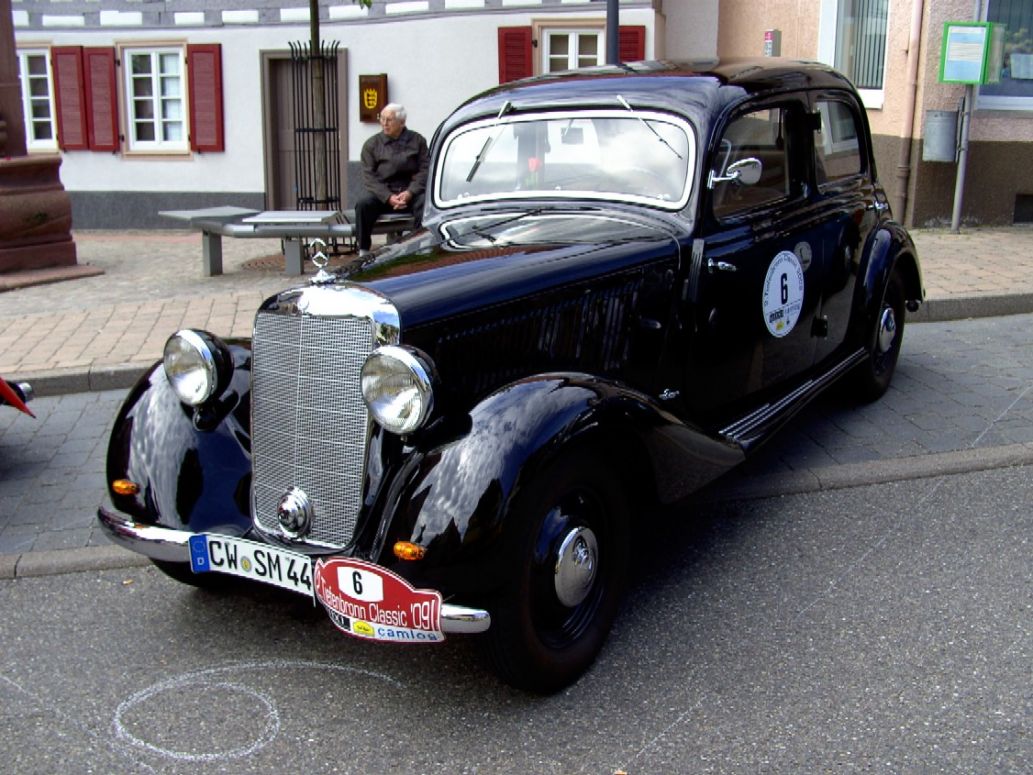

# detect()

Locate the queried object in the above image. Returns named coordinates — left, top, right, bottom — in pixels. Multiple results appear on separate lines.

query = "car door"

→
left=809, top=91, right=883, bottom=364
left=683, top=96, right=828, bottom=419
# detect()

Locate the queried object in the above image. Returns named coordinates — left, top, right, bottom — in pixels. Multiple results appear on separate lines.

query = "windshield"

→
left=435, top=110, right=695, bottom=210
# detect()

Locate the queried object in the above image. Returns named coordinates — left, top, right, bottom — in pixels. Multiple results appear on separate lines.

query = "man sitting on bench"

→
left=355, top=103, right=429, bottom=257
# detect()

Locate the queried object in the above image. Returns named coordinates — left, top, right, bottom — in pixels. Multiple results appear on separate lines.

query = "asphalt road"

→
left=0, top=464, right=1029, bottom=773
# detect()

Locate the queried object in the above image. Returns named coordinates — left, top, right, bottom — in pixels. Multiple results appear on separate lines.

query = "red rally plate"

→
left=314, top=558, right=445, bottom=643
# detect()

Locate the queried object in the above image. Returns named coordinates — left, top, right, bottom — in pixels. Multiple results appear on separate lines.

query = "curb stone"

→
left=1, top=545, right=149, bottom=580
left=697, top=442, right=1033, bottom=503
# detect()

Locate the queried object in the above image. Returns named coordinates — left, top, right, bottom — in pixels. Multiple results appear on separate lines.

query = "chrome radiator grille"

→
left=251, top=309, right=375, bottom=548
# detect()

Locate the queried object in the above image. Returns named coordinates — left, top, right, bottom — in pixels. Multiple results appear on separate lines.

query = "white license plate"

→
left=188, top=534, right=313, bottom=597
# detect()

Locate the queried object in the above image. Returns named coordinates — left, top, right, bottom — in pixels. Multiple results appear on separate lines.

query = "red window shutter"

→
left=618, top=26, right=647, bottom=63
left=51, top=47, right=88, bottom=151
left=187, top=44, right=224, bottom=152
left=498, top=27, right=533, bottom=84
left=83, top=48, right=118, bottom=151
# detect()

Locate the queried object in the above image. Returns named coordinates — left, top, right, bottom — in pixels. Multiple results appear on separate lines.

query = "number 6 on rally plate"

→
left=340, top=567, right=384, bottom=602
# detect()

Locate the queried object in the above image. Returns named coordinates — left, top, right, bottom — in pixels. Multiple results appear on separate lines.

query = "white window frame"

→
left=122, top=46, right=189, bottom=153
left=16, top=48, right=58, bottom=152
left=977, top=0, right=1033, bottom=111
left=817, top=0, right=888, bottom=110
left=542, top=28, right=605, bottom=73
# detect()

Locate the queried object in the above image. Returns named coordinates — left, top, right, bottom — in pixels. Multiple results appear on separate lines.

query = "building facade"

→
left=719, top=0, right=1033, bottom=227
left=12, top=0, right=719, bottom=228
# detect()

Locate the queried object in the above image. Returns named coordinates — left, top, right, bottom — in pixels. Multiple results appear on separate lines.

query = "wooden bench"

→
left=160, top=207, right=416, bottom=276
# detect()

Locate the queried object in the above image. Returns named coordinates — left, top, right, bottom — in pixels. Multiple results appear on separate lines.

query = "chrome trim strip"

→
left=97, top=509, right=492, bottom=635
left=97, top=508, right=192, bottom=564
left=440, top=604, right=491, bottom=635
left=720, top=349, right=866, bottom=441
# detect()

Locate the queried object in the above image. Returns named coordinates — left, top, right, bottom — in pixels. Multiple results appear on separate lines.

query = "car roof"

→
left=438, top=58, right=857, bottom=137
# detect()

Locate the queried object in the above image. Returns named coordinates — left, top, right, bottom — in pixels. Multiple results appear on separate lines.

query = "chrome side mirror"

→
left=708, top=157, right=763, bottom=188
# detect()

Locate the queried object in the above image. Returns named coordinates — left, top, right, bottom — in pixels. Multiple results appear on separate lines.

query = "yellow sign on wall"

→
left=359, top=74, right=388, bottom=123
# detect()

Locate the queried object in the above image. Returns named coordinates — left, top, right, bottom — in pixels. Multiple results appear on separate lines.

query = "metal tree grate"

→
left=289, top=41, right=342, bottom=211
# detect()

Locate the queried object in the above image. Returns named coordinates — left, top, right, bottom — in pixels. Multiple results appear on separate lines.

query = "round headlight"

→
left=163, top=330, right=226, bottom=407
left=360, top=346, right=434, bottom=435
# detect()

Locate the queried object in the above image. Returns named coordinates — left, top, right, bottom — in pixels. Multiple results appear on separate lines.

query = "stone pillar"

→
left=0, top=0, right=78, bottom=274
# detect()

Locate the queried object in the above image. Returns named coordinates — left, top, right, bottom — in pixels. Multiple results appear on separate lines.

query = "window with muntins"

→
left=16, top=50, right=58, bottom=151
left=544, top=30, right=603, bottom=72
left=125, top=48, right=188, bottom=151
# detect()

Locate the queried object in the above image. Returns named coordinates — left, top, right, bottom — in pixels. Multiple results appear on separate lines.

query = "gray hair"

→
left=382, top=103, right=407, bottom=123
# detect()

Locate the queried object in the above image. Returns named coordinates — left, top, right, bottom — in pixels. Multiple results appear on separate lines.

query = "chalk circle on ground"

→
left=113, top=659, right=402, bottom=762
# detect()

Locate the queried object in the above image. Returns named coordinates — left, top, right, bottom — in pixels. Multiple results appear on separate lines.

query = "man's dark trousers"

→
left=355, top=193, right=424, bottom=251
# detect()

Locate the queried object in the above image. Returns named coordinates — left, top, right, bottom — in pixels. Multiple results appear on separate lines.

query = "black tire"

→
left=484, top=449, right=630, bottom=693
left=851, top=270, right=906, bottom=402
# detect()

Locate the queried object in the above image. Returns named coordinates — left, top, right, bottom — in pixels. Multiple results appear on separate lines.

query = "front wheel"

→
left=484, top=450, right=630, bottom=693
left=850, top=270, right=906, bottom=402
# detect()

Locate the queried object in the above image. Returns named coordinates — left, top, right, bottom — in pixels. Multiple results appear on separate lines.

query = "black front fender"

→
left=104, top=343, right=254, bottom=536
left=377, top=373, right=743, bottom=598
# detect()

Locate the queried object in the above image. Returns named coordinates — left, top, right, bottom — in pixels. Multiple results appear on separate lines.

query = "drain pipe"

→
left=892, top=0, right=926, bottom=224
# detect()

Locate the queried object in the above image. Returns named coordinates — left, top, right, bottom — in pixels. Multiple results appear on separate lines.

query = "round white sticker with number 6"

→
left=762, top=250, right=805, bottom=338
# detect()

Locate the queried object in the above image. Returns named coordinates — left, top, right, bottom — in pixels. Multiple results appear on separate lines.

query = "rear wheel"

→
left=485, top=450, right=629, bottom=693
left=851, top=270, right=906, bottom=402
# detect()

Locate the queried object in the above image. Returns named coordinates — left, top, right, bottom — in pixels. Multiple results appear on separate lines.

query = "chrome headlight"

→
left=360, top=346, right=434, bottom=434
left=163, top=329, right=230, bottom=407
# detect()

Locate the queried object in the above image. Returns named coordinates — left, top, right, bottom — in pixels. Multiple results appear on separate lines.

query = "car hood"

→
left=341, top=210, right=681, bottom=328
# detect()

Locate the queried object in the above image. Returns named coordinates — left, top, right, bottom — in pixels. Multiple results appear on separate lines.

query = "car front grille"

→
left=251, top=303, right=377, bottom=548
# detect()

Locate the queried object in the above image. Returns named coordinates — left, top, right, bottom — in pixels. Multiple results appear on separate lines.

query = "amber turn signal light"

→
left=393, top=541, right=426, bottom=561
left=111, top=479, right=140, bottom=496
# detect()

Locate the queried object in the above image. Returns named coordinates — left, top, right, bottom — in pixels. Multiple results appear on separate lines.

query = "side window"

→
left=815, top=99, right=863, bottom=185
left=711, top=107, right=791, bottom=220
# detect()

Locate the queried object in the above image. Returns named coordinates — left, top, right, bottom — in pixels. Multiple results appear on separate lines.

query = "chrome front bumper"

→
left=97, top=508, right=491, bottom=635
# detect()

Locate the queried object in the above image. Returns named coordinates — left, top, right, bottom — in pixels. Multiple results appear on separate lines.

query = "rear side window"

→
left=814, top=99, right=864, bottom=185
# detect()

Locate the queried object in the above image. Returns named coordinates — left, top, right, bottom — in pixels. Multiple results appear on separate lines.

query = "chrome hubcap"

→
left=554, top=527, right=599, bottom=607
left=877, top=306, right=897, bottom=355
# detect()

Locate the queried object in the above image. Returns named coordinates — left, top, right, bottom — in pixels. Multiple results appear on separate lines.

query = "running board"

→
left=720, top=349, right=867, bottom=450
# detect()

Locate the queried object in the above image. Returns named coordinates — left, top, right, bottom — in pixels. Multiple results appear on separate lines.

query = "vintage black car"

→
left=99, top=58, right=923, bottom=693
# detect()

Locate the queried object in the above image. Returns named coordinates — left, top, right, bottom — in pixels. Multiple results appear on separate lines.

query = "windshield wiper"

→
left=465, top=100, right=513, bottom=183
left=455, top=208, right=545, bottom=244
left=617, top=94, right=683, bottom=160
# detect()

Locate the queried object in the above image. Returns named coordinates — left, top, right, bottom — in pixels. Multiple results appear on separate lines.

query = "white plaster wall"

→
left=15, top=7, right=658, bottom=194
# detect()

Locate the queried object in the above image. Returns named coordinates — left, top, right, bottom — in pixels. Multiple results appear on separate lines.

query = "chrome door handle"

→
left=707, top=259, right=738, bottom=273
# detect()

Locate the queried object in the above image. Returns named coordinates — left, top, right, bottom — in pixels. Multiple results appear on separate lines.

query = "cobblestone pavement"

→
left=2, top=313, right=1032, bottom=556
